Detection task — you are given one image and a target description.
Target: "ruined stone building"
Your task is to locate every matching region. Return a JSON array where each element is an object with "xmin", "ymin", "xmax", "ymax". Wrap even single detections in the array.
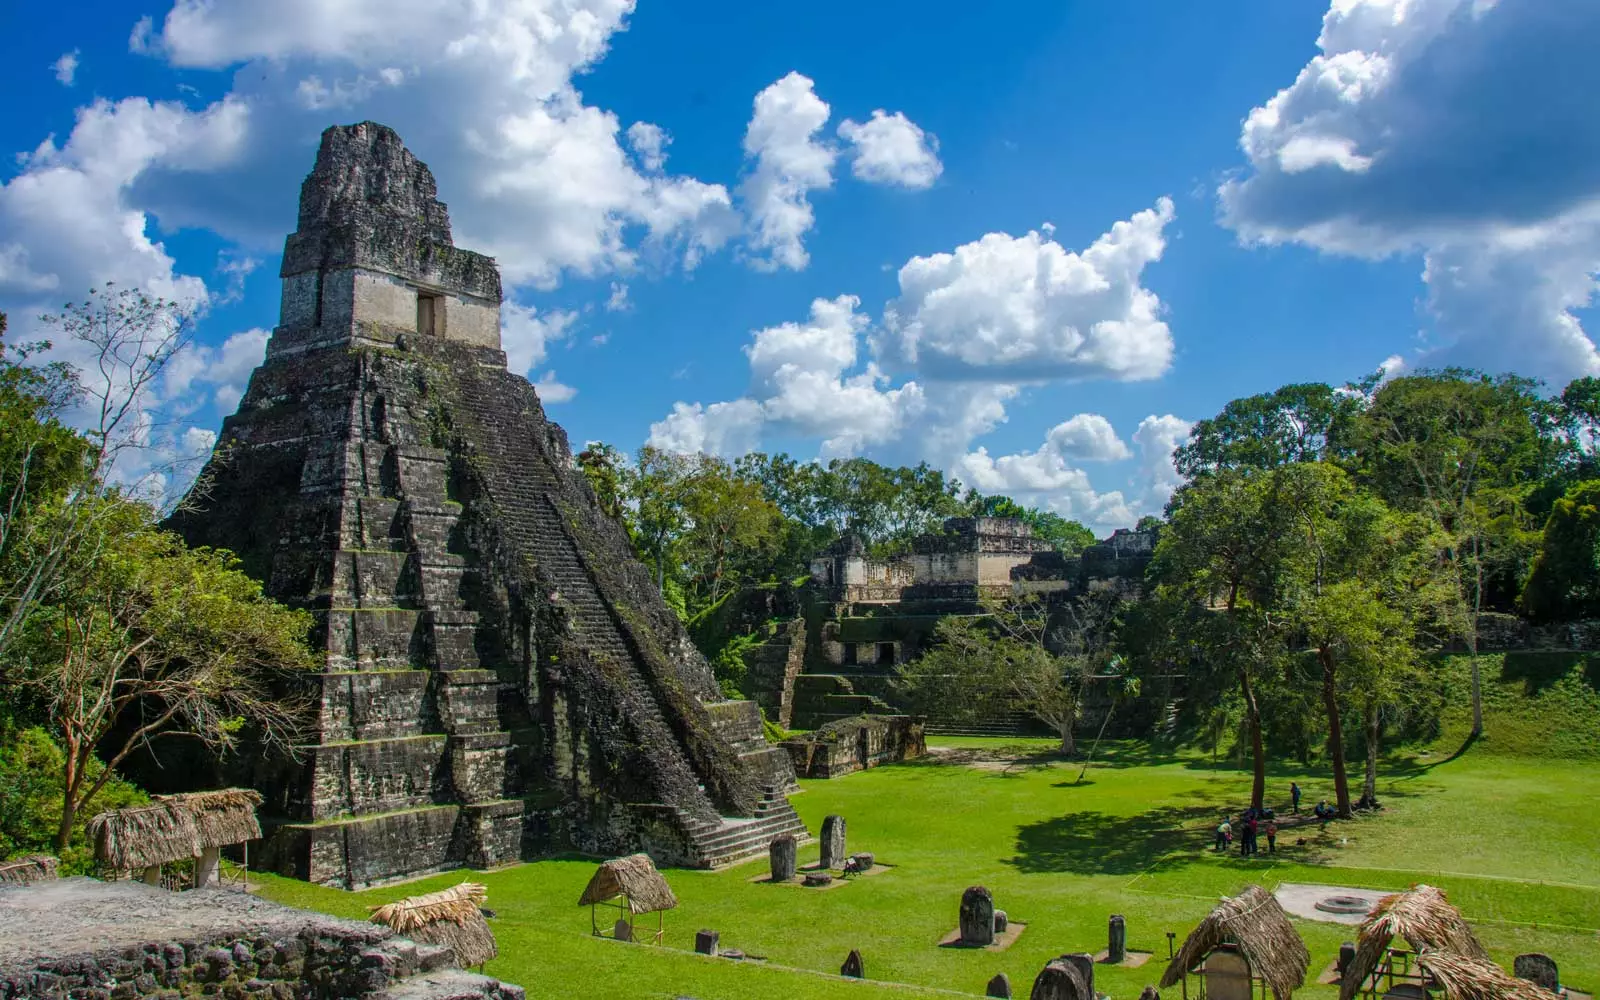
[
  {"xmin": 170, "ymin": 122, "xmax": 802, "ymax": 889},
  {"xmin": 762, "ymin": 518, "xmax": 1157, "ymax": 730}
]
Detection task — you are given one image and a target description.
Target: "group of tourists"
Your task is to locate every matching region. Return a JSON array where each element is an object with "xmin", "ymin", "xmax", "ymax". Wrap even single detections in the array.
[
  {"xmin": 1212, "ymin": 780, "xmax": 1338, "ymax": 855},
  {"xmin": 1214, "ymin": 807, "xmax": 1279, "ymax": 856}
]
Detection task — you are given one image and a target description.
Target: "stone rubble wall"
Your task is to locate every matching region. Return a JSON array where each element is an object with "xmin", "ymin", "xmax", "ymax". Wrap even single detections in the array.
[
  {"xmin": 781, "ymin": 715, "xmax": 927, "ymax": 779},
  {"xmin": 0, "ymin": 880, "xmax": 522, "ymax": 1000}
]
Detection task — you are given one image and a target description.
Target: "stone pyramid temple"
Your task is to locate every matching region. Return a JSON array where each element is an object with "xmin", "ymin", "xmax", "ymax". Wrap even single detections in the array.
[{"xmin": 170, "ymin": 122, "xmax": 804, "ymax": 889}]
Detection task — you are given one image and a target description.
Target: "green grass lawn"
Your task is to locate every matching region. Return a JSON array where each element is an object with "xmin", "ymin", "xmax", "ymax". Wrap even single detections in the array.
[{"xmin": 251, "ymin": 737, "xmax": 1600, "ymax": 999}]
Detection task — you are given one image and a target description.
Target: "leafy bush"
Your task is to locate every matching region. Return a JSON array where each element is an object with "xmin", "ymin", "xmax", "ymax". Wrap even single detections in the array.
[{"xmin": 0, "ymin": 727, "xmax": 148, "ymax": 873}]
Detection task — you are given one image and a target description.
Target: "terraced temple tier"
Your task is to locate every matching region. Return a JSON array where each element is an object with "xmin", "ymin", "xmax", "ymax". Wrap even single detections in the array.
[{"xmin": 169, "ymin": 121, "xmax": 803, "ymax": 889}]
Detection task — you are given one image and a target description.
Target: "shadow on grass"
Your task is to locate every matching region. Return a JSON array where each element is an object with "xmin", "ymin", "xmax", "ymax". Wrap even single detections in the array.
[
  {"xmin": 1007, "ymin": 797, "xmax": 1222, "ymax": 875},
  {"xmin": 1499, "ymin": 651, "xmax": 1600, "ymax": 696},
  {"xmin": 1383, "ymin": 733, "xmax": 1479, "ymax": 778}
]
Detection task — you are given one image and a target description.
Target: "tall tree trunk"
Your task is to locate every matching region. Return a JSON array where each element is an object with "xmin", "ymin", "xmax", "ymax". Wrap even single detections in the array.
[
  {"xmin": 1240, "ymin": 667, "xmax": 1266, "ymax": 810},
  {"xmin": 1320, "ymin": 646, "xmax": 1351, "ymax": 819},
  {"xmin": 1058, "ymin": 721, "xmax": 1076, "ymax": 757},
  {"xmin": 1467, "ymin": 632, "xmax": 1484, "ymax": 737},
  {"xmin": 1362, "ymin": 699, "xmax": 1380, "ymax": 808},
  {"xmin": 55, "ymin": 741, "xmax": 80, "ymax": 853},
  {"xmin": 1468, "ymin": 542, "xmax": 1485, "ymax": 736}
]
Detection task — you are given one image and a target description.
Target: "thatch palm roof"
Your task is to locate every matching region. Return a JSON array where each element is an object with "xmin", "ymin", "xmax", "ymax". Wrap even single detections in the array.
[
  {"xmin": 1160, "ymin": 885, "xmax": 1311, "ymax": 1000},
  {"xmin": 154, "ymin": 789, "xmax": 263, "ymax": 848},
  {"xmin": 1338, "ymin": 885, "xmax": 1487, "ymax": 1000},
  {"xmin": 370, "ymin": 882, "xmax": 497, "ymax": 968},
  {"xmin": 87, "ymin": 787, "xmax": 264, "ymax": 871},
  {"xmin": 87, "ymin": 802, "xmax": 201, "ymax": 871},
  {"xmin": 578, "ymin": 854, "xmax": 678, "ymax": 915},
  {"xmin": 1417, "ymin": 949, "xmax": 1562, "ymax": 1000},
  {"xmin": 0, "ymin": 854, "xmax": 59, "ymax": 885}
]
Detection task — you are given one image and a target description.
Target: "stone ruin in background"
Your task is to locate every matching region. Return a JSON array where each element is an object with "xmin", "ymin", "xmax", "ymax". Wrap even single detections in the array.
[{"xmin": 169, "ymin": 121, "xmax": 805, "ymax": 889}]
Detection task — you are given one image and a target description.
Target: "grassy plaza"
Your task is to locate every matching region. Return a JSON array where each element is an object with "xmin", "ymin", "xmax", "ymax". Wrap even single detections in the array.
[{"xmin": 253, "ymin": 729, "xmax": 1600, "ymax": 999}]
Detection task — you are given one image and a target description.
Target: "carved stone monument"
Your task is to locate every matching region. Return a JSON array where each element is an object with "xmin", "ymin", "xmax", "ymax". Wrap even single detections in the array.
[
  {"xmin": 1108, "ymin": 914, "xmax": 1126, "ymax": 963},
  {"xmin": 987, "ymin": 972, "xmax": 1014, "ymax": 998},
  {"xmin": 821, "ymin": 815, "xmax": 847, "ymax": 868},
  {"xmin": 994, "ymin": 910, "xmax": 1009, "ymax": 933},
  {"xmin": 167, "ymin": 121, "xmax": 805, "ymax": 888},
  {"xmin": 960, "ymin": 886, "xmax": 997, "ymax": 946},
  {"xmin": 770, "ymin": 834, "xmax": 797, "ymax": 882}
]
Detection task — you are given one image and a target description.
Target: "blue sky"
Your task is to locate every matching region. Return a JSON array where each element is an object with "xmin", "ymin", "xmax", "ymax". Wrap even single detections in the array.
[{"xmin": 2, "ymin": 0, "xmax": 1597, "ymax": 531}]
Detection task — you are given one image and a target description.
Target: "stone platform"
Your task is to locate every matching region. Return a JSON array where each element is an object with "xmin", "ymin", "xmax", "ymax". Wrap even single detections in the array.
[{"xmin": 0, "ymin": 878, "xmax": 523, "ymax": 999}]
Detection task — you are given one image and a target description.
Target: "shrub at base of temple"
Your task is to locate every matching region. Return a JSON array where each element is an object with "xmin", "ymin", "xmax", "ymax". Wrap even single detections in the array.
[
  {"xmin": 781, "ymin": 715, "xmax": 927, "ymax": 778},
  {"xmin": 0, "ymin": 727, "xmax": 148, "ymax": 875}
]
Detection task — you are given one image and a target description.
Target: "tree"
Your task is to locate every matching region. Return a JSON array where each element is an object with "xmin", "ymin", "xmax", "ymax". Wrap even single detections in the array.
[
  {"xmin": 1175, "ymin": 382, "xmax": 1359, "ymax": 478},
  {"xmin": 678, "ymin": 455, "xmax": 783, "ymax": 606},
  {"xmin": 0, "ymin": 314, "xmax": 91, "ymax": 668},
  {"xmin": 0, "ymin": 286, "xmax": 198, "ymax": 666},
  {"xmin": 1152, "ymin": 467, "xmax": 1299, "ymax": 809},
  {"xmin": 1349, "ymin": 369, "xmax": 1552, "ymax": 736},
  {"xmin": 575, "ymin": 442, "xmax": 626, "ymax": 520},
  {"xmin": 1522, "ymin": 479, "xmax": 1600, "ymax": 621},
  {"xmin": 893, "ymin": 593, "xmax": 1116, "ymax": 755},
  {"xmin": 1272, "ymin": 465, "xmax": 1434, "ymax": 816},
  {"xmin": 10, "ymin": 515, "xmax": 316, "ymax": 851},
  {"xmin": 621, "ymin": 446, "xmax": 693, "ymax": 593}
]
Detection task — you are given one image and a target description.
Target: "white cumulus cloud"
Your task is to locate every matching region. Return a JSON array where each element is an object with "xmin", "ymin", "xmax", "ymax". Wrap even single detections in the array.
[
  {"xmin": 737, "ymin": 72, "xmax": 836, "ymax": 272},
  {"xmin": 878, "ymin": 198, "xmax": 1177, "ymax": 382},
  {"xmin": 501, "ymin": 301, "xmax": 578, "ymax": 378},
  {"xmin": 838, "ymin": 110, "xmax": 942, "ymax": 189},
  {"xmin": 120, "ymin": 0, "xmax": 735, "ymax": 290},
  {"xmin": 1220, "ymin": 0, "xmax": 1600, "ymax": 383}
]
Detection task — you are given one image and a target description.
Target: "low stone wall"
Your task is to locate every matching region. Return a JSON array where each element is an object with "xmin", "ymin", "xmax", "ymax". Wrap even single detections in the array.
[
  {"xmin": 0, "ymin": 879, "xmax": 523, "ymax": 1000},
  {"xmin": 1474, "ymin": 613, "xmax": 1600, "ymax": 652},
  {"xmin": 782, "ymin": 715, "xmax": 927, "ymax": 779}
]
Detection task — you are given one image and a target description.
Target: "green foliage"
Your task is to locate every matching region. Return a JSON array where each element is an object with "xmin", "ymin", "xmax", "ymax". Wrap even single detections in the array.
[
  {"xmin": 1521, "ymin": 479, "xmax": 1600, "ymax": 621},
  {"xmin": 0, "ymin": 726, "xmax": 147, "ymax": 872},
  {"xmin": 1175, "ymin": 381, "xmax": 1360, "ymax": 477},
  {"xmin": 760, "ymin": 716, "xmax": 790, "ymax": 744},
  {"xmin": 575, "ymin": 442, "xmax": 625, "ymax": 520},
  {"xmin": 709, "ymin": 632, "xmax": 761, "ymax": 698},
  {"xmin": 7, "ymin": 504, "xmax": 318, "ymax": 848}
]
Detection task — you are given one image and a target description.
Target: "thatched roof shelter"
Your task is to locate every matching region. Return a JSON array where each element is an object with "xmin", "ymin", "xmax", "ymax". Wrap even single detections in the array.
[
  {"xmin": 370, "ymin": 882, "xmax": 496, "ymax": 968},
  {"xmin": 1339, "ymin": 885, "xmax": 1487, "ymax": 1000},
  {"xmin": 1417, "ymin": 949, "xmax": 1562, "ymax": 1000},
  {"xmin": 87, "ymin": 802, "xmax": 201, "ymax": 871},
  {"xmin": 578, "ymin": 854, "xmax": 678, "ymax": 914},
  {"xmin": 86, "ymin": 787, "xmax": 264, "ymax": 873},
  {"xmin": 1160, "ymin": 885, "xmax": 1311, "ymax": 1000},
  {"xmin": 153, "ymin": 789, "xmax": 263, "ymax": 848},
  {"xmin": 0, "ymin": 854, "xmax": 59, "ymax": 885},
  {"xmin": 579, "ymin": 854, "xmax": 678, "ymax": 942}
]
